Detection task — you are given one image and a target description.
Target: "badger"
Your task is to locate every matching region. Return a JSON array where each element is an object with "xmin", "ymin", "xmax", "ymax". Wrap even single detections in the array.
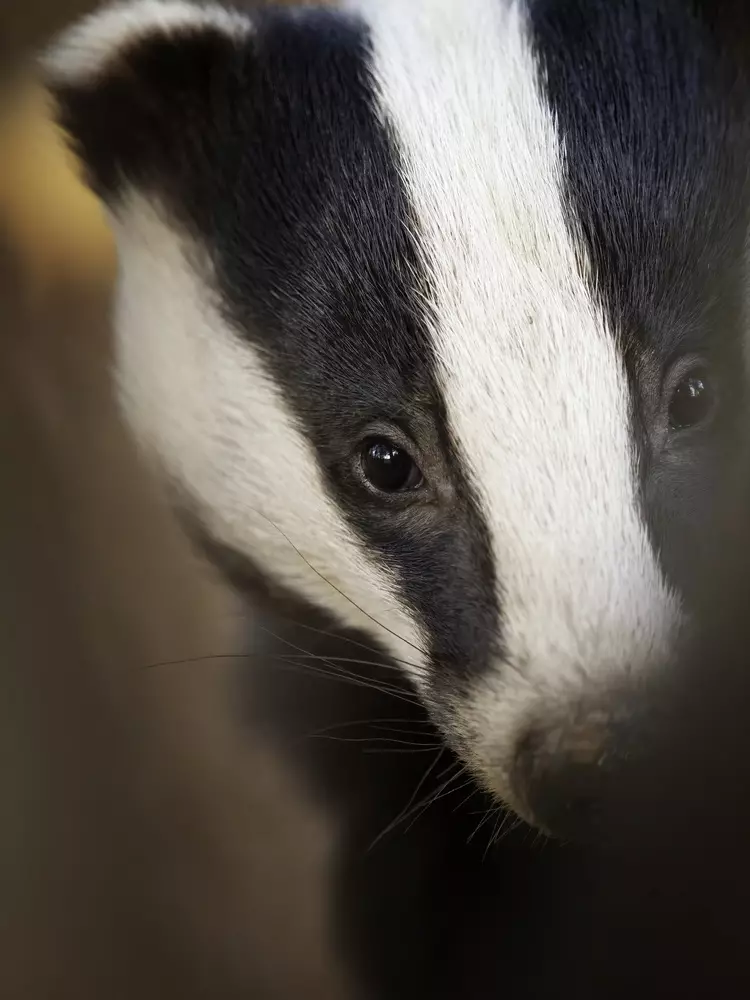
[{"xmin": 42, "ymin": 0, "xmax": 750, "ymax": 860}]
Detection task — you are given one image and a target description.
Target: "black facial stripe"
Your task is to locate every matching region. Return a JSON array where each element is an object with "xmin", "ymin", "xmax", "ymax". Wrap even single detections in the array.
[
  {"xmin": 207, "ymin": 8, "xmax": 499, "ymax": 682},
  {"xmin": 50, "ymin": 8, "xmax": 500, "ymax": 680},
  {"xmin": 530, "ymin": 0, "xmax": 750, "ymax": 603},
  {"xmin": 530, "ymin": 0, "xmax": 750, "ymax": 353}
]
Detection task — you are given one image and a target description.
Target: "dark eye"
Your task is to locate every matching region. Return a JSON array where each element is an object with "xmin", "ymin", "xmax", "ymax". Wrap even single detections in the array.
[
  {"xmin": 360, "ymin": 437, "xmax": 423, "ymax": 493},
  {"xmin": 668, "ymin": 370, "xmax": 714, "ymax": 431}
]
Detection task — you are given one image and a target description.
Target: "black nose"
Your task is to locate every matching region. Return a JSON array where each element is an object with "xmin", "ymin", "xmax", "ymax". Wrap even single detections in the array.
[{"xmin": 513, "ymin": 709, "xmax": 628, "ymax": 843}]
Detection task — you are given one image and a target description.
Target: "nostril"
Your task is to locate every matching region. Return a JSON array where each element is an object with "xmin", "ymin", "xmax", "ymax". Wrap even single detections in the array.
[{"xmin": 513, "ymin": 713, "xmax": 618, "ymax": 843}]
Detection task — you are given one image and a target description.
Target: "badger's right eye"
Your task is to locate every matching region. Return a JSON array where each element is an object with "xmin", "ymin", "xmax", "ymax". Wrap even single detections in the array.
[
  {"xmin": 668, "ymin": 369, "xmax": 714, "ymax": 431},
  {"xmin": 359, "ymin": 437, "xmax": 424, "ymax": 494}
]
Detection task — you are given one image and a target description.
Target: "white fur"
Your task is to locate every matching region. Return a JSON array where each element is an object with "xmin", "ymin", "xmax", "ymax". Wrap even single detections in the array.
[
  {"xmin": 41, "ymin": 0, "xmax": 250, "ymax": 84},
  {"xmin": 354, "ymin": 0, "xmax": 683, "ymax": 793},
  {"xmin": 110, "ymin": 192, "xmax": 428, "ymax": 684}
]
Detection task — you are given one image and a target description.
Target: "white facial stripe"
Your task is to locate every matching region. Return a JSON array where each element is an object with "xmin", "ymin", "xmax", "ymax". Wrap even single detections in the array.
[
  {"xmin": 41, "ymin": 0, "xmax": 251, "ymax": 84},
  {"xmin": 109, "ymin": 193, "xmax": 427, "ymax": 682},
  {"xmin": 358, "ymin": 1, "xmax": 682, "ymax": 714}
]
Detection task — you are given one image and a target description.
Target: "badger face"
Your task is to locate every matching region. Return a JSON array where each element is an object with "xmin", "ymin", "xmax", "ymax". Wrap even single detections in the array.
[{"xmin": 45, "ymin": 0, "xmax": 750, "ymax": 839}]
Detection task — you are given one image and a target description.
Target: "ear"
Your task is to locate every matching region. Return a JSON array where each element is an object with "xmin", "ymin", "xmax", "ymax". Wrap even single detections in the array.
[{"xmin": 40, "ymin": 0, "xmax": 253, "ymax": 203}]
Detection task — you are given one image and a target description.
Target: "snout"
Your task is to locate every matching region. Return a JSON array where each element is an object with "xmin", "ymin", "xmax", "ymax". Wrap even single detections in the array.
[{"xmin": 511, "ymin": 703, "xmax": 638, "ymax": 843}]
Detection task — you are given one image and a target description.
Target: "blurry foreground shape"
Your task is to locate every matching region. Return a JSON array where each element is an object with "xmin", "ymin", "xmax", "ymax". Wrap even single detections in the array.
[{"xmin": 0, "ymin": 4, "xmax": 352, "ymax": 999}]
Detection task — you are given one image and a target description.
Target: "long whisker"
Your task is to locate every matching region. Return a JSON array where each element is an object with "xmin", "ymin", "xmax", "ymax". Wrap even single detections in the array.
[
  {"xmin": 369, "ymin": 747, "xmax": 447, "ymax": 850},
  {"xmin": 307, "ymin": 718, "xmax": 434, "ymax": 739},
  {"xmin": 403, "ymin": 766, "xmax": 472, "ymax": 833},
  {"xmin": 310, "ymin": 734, "xmax": 441, "ymax": 748},
  {"xmin": 369, "ymin": 723, "xmax": 436, "ymax": 737},
  {"xmin": 452, "ymin": 784, "xmax": 482, "ymax": 814},
  {"xmin": 394, "ymin": 762, "xmax": 466, "ymax": 833},
  {"xmin": 489, "ymin": 810, "xmax": 520, "ymax": 849},
  {"xmin": 494, "ymin": 815, "xmax": 525, "ymax": 847},
  {"xmin": 255, "ymin": 621, "xmax": 422, "ymax": 705},
  {"xmin": 140, "ymin": 648, "xmax": 411, "ymax": 691},
  {"xmin": 267, "ymin": 653, "xmax": 409, "ymax": 675},
  {"xmin": 467, "ymin": 803, "xmax": 500, "ymax": 845},
  {"xmin": 225, "ymin": 607, "xmax": 427, "ymax": 675},
  {"xmin": 269, "ymin": 656, "xmax": 422, "ymax": 707},
  {"xmin": 272, "ymin": 615, "xmax": 426, "ymax": 674},
  {"xmin": 140, "ymin": 649, "xmax": 423, "ymax": 707},
  {"xmin": 482, "ymin": 809, "xmax": 506, "ymax": 861},
  {"xmin": 246, "ymin": 506, "xmax": 429, "ymax": 660},
  {"xmin": 140, "ymin": 652, "xmax": 249, "ymax": 672}
]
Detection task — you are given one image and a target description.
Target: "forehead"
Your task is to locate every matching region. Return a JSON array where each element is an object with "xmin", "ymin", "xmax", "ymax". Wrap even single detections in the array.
[
  {"xmin": 51, "ymin": 1, "xmax": 749, "ymax": 406},
  {"xmin": 89, "ymin": 0, "xmax": 746, "ymax": 390}
]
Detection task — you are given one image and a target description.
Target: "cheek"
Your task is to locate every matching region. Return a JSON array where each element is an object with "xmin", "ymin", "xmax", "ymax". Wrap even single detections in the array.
[
  {"xmin": 643, "ymin": 443, "xmax": 746, "ymax": 608},
  {"xmin": 362, "ymin": 514, "xmax": 500, "ymax": 684}
]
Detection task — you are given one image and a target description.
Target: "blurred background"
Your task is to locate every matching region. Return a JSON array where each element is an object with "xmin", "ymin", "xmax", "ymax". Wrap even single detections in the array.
[
  {"xmin": 0, "ymin": 5, "xmax": 355, "ymax": 1000},
  {"xmin": 0, "ymin": 78, "xmax": 114, "ymax": 292}
]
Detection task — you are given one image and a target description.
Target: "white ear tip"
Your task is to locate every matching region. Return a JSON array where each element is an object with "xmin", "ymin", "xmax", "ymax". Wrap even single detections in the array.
[{"xmin": 41, "ymin": 0, "xmax": 251, "ymax": 86}]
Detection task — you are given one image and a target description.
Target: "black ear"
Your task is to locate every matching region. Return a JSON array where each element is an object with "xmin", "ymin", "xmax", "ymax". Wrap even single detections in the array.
[{"xmin": 40, "ymin": 0, "xmax": 253, "ymax": 204}]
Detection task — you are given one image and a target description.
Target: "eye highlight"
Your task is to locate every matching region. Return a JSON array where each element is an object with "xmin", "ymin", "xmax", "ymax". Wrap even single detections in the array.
[
  {"xmin": 668, "ymin": 368, "xmax": 714, "ymax": 431},
  {"xmin": 359, "ymin": 437, "xmax": 423, "ymax": 494}
]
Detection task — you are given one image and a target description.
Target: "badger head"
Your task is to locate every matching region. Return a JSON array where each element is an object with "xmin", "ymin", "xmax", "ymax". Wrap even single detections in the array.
[{"xmin": 43, "ymin": 0, "xmax": 750, "ymax": 841}]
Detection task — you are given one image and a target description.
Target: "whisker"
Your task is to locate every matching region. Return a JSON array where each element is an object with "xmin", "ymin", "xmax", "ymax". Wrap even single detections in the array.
[
  {"xmin": 270, "ymin": 614, "xmax": 426, "ymax": 674},
  {"xmin": 310, "ymin": 734, "xmax": 441, "ymax": 748},
  {"xmin": 453, "ymin": 784, "xmax": 482, "ymax": 814},
  {"xmin": 231, "ymin": 604, "xmax": 503, "ymax": 683},
  {"xmin": 140, "ymin": 649, "xmax": 422, "ymax": 707},
  {"xmin": 371, "ymin": 758, "xmax": 464, "ymax": 844},
  {"xmin": 369, "ymin": 723, "xmax": 437, "ymax": 737},
  {"xmin": 483, "ymin": 808, "xmax": 506, "ymax": 861},
  {"xmin": 140, "ymin": 648, "xmax": 410, "ymax": 682},
  {"xmin": 140, "ymin": 652, "xmax": 248, "ymax": 672},
  {"xmin": 139, "ymin": 647, "xmax": 411, "ymax": 698},
  {"xmin": 245, "ymin": 506, "xmax": 429, "ymax": 661},
  {"xmin": 400, "ymin": 763, "xmax": 466, "ymax": 833},
  {"xmin": 256, "ymin": 622, "xmax": 422, "ymax": 706},
  {"xmin": 467, "ymin": 803, "xmax": 499, "ymax": 845},
  {"xmin": 269, "ymin": 656, "xmax": 422, "ymax": 707},
  {"xmin": 307, "ymin": 718, "xmax": 433, "ymax": 738},
  {"xmin": 256, "ymin": 651, "xmax": 414, "ymax": 693},
  {"xmin": 369, "ymin": 747, "xmax": 446, "ymax": 850},
  {"xmin": 267, "ymin": 653, "xmax": 409, "ymax": 675},
  {"xmin": 279, "ymin": 659, "xmax": 416, "ymax": 704},
  {"xmin": 403, "ymin": 767, "xmax": 471, "ymax": 832},
  {"xmin": 508, "ymin": 817, "xmax": 527, "ymax": 844}
]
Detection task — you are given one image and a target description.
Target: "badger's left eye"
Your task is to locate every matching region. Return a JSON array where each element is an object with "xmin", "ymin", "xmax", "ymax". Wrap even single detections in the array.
[
  {"xmin": 668, "ymin": 369, "xmax": 714, "ymax": 431},
  {"xmin": 360, "ymin": 437, "xmax": 424, "ymax": 493}
]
